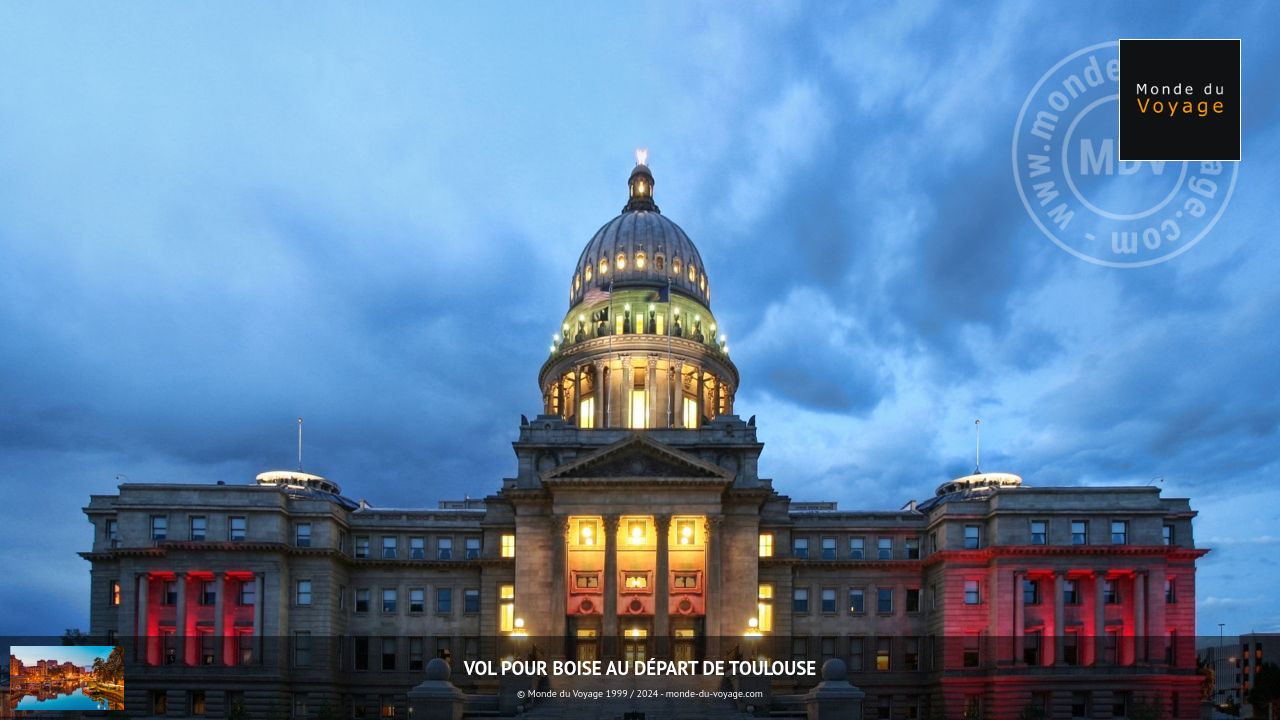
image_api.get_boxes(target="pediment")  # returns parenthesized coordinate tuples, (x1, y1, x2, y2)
(542, 435, 732, 483)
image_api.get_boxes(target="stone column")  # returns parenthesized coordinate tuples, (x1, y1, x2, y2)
(654, 515, 671, 653)
(620, 356, 633, 428)
(706, 515, 723, 656)
(696, 367, 705, 426)
(1134, 571, 1147, 663)
(253, 573, 265, 665)
(213, 573, 226, 666)
(573, 366, 582, 427)
(672, 362, 684, 428)
(603, 515, 619, 652)
(136, 573, 150, 664)
(1147, 566, 1167, 665)
(1012, 571, 1025, 665)
(646, 356, 659, 429)
(1052, 571, 1065, 666)
(551, 516, 569, 657)
(593, 361, 606, 429)
(1093, 573, 1106, 666)
(174, 572, 187, 665)
(554, 377, 565, 420)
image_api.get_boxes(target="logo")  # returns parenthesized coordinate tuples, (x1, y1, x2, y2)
(1012, 41, 1237, 268)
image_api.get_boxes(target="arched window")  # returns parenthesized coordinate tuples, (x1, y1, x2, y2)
(687, 264, 697, 283)
(616, 252, 627, 271)
(655, 254, 665, 271)
(635, 250, 646, 270)
(599, 258, 609, 276)
(585, 264, 593, 282)
(700, 275, 706, 292)
(672, 257, 682, 276)
(574, 273, 580, 292)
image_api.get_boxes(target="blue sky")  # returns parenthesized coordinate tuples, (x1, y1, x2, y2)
(0, 2, 1276, 638)
(11, 645, 113, 669)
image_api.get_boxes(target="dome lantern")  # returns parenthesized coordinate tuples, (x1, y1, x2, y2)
(624, 148, 659, 213)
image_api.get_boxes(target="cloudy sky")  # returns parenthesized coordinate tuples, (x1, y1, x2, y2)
(1, 2, 1276, 638)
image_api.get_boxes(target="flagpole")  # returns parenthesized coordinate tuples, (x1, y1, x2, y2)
(666, 277, 673, 427)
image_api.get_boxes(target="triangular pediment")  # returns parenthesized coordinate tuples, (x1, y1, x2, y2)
(542, 434, 732, 483)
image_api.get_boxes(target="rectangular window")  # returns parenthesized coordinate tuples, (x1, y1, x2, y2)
(963, 634, 980, 667)
(623, 572, 649, 589)
(465, 537, 481, 559)
(1063, 631, 1079, 665)
(1064, 580, 1079, 605)
(877, 587, 893, 614)
(294, 631, 311, 667)
(338, 584, 346, 610)
(905, 537, 920, 559)
(296, 580, 312, 606)
(793, 588, 809, 613)
(904, 637, 920, 670)
(190, 516, 206, 541)
(820, 588, 837, 613)
(501, 534, 516, 558)
(190, 690, 206, 716)
(381, 637, 397, 671)
(819, 636, 836, 660)
(1111, 520, 1128, 545)
(356, 588, 370, 613)
(793, 537, 809, 559)
(464, 588, 480, 614)
(1024, 631, 1041, 665)
(499, 584, 515, 632)
(1111, 691, 1130, 719)
(1024, 578, 1040, 605)
(409, 588, 425, 613)
(1070, 692, 1088, 719)
(964, 579, 980, 604)
(682, 396, 698, 428)
(574, 572, 599, 589)
(963, 524, 981, 549)
(355, 536, 370, 558)
(821, 537, 837, 560)
(877, 537, 893, 560)
(1166, 577, 1177, 603)
(106, 519, 119, 544)
(578, 397, 595, 428)
(1104, 579, 1119, 604)
(152, 690, 168, 715)
(906, 588, 920, 613)
(437, 587, 452, 614)
(757, 584, 773, 632)
(409, 637, 425, 671)
(382, 536, 398, 559)
(1165, 630, 1177, 665)
(163, 580, 178, 605)
(849, 588, 865, 614)
(410, 536, 426, 559)
(758, 532, 774, 557)
(929, 531, 938, 553)
(876, 695, 891, 720)
(201, 580, 216, 606)
(1030, 519, 1047, 545)
(239, 579, 256, 606)
(1163, 524, 1174, 545)
(229, 516, 246, 541)
(354, 637, 369, 671)
(1071, 520, 1088, 545)
(1104, 630, 1118, 664)
(791, 637, 807, 661)
(295, 523, 311, 547)
(382, 588, 397, 613)
(110, 580, 121, 606)
(673, 573, 698, 589)
(848, 637, 863, 671)
(849, 537, 864, 559)
(875, 638, 890, 671)
(437, 537, 453, 560)
(151, 515, 167, 541)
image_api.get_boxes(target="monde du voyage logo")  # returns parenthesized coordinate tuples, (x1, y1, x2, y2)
(1013, 40, 1240, 268)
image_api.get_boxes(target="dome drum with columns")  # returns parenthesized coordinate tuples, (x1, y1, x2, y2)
(540, 154, 736, 429)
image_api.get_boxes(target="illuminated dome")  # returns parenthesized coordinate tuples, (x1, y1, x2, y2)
(540, 152, 737, 430)
(567, 157, 711, 308)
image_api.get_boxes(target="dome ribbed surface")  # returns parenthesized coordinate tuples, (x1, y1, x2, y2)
(570, 210, 709, 308)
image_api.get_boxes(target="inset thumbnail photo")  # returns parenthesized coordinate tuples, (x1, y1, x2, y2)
(7, 646, 124, 712)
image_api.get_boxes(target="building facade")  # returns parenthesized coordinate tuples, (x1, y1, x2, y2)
(81, 158, 1207, 719)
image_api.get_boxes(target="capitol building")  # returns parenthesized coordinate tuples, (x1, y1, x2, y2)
(81, 157, 1206, 719)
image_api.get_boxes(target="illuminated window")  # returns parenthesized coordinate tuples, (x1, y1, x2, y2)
(501, 534, 515, 558)
(876, 638, 890, 670)
(700, 275, 706, 291)
(624, 573, 648, 590)
(110, 580, 121, 606)
(616, 252, 626, 270)
(635, 251, 646, 269)
(599, 258, 608, 275)
(674, 573, 698, 589)
(758, 584, 774, 631)
(578, 519, 598, 546)
(614, 519, 640, 546)
(585, 264, 593, 282)
(499, 584, 514, 632)
(676, 519, 696, 545)
(672, 257, 682, 275)
(682, 397, 698, 428)
(630, 388, 648, 428)
(579, 397, 595, 428)
(758, 532, 774, 557)
(574, 573, 599, 589)
(687, 264, 696, 282)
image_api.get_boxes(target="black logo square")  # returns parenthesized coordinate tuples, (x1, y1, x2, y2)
(1119, 39, 1240, 161)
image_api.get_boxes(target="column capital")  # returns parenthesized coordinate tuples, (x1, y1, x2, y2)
(602, 514, 621, 533)
(653, 514, 672, 531)
(647, 354, 659, 369)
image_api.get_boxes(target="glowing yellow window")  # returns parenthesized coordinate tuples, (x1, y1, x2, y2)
(683, 397, 698, 428)
(676, 519, 696, 545)
(759, 533, 774, 557)
(599, 258, 608, 275)
(635, 251, 646, 269)
(758, 584, 774, 632)
(616, 252, 627, 270)
(624, 573, 648, 589)
(627, 520, 647, 545)
(688, 265, 697, 282)
(578, 397, 595, 429)
(499, 584, 515, 632)
(578, 519, 598, 546)
(630, 389, 648, 429)
(673, 258, 682, 276)
(585, 265, 593, 282)
(500, 534, 515, 558)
